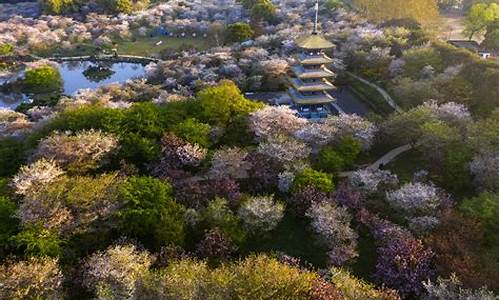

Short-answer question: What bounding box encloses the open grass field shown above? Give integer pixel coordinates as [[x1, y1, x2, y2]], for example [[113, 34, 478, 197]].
[[115, 36, 215, 57]]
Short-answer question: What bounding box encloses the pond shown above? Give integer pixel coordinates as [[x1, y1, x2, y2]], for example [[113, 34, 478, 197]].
[[0, 60, 147, 109], [59, 61, 147, 95]]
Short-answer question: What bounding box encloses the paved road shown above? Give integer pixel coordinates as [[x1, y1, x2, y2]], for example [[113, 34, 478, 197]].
[[345, 71, 401, 113]]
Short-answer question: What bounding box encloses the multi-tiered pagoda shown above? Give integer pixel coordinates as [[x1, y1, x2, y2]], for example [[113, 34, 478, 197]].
[[288, 0, 335, 119]]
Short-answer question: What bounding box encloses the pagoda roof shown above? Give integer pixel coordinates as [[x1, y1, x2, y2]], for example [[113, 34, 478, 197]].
[[291, 65, 335, 79], [288, 88, 334, 105], [295, 33, 335, 50], [289, 77, 336, 92], [296, 53, 334, 65]]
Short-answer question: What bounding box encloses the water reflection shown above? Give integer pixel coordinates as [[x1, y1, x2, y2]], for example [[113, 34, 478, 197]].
[[59, 61, 146, 95]]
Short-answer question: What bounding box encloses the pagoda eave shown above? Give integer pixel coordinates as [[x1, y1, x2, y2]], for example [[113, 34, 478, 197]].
[[291, 66, 335, 79], [288, 88, 335, 105], [289, 78, 336, 92], [296, 53, 334, 65]]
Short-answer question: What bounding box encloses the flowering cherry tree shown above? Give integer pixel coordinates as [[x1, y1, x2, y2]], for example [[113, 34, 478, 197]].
[[386, 182, 442, 217], [11, 159, 64, 196], [349, 169, 399, 194], [249, 106, 306, 141], [258, 135, 311, 167], [375, 237, 434, 297], [34, 129, 119, 173], [210, 147, 251, 179], [306, 201, 358, 266], [83, 244, 152, 300], [0, 257, 63, 300], [324, 114, 377, 149], [469, 152, 498, 192], [238, 195, 285, 233]]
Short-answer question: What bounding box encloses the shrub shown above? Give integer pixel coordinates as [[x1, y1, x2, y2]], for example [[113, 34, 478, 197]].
[[99, 0, 149, 14], [425, 211, 497, 290], [288, 186, 331, 216], [11, 225, 65, 258], [330, 267, 400, 300], [171, 118, 212, 148], [198, 198, 246, 245], [0, 196, 17, 251], [23, 65, 62, 94], [292, 168, 334, 194], [0, 138, 25, 177], [0, 43, 14, 55], [238, 195, 284, 233], [195, 228, 237, 262], [116, 177, 186, 249], [0, 257, 63, 300], [225, 22, 254, 43], [40, 0, 75, 14], [459, 192, 498, 246], [196, 80, 263, 126]]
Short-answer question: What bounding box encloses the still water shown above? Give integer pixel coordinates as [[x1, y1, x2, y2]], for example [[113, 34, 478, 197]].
[[0, 61, 147, 108]]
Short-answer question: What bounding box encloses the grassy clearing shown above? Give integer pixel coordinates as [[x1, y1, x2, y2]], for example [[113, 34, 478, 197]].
[[245, 212, 328, 267], [115, 36, 215, 57], [34, 36, 214, 58]]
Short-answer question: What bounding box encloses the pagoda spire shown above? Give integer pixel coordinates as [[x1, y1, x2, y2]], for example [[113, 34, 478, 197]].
[[313, 0, 319, 34]]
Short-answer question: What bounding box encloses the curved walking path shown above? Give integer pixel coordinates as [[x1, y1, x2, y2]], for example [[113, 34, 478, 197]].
[[177, 143, 414, 183], [345, 71, 401, 113], [339, 143, 412, 177]]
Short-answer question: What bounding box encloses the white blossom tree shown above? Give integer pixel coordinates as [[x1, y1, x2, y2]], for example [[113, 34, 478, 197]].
[[0, 257, 63, 300], [349, 169, 398, 194], [83, 244, 152, 300], [34, 129, 119, 173], [238, 195, 285, 233], [470, 152, 499, 192], [11, 159, 65, 196], [386, 182, 442, 217], [209, 147, 251, 179], [257, 135, 311, 167], [324, 114, 376, 149], [306, 201, 358, 266], [249, 106, 307, 141]]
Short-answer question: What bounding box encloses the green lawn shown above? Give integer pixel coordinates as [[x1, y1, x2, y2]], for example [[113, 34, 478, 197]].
[[115, 36, 215, 57], [34, 36, 215, 58], [244, 212, 328, 268]]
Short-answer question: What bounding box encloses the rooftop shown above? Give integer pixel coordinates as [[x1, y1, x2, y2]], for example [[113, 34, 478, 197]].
[[288, 88, 334, 105], [295, 33, 335, 50], [289, 77, 335, 92], [291, 65, 335, 79], [296, 53, 334, 65]]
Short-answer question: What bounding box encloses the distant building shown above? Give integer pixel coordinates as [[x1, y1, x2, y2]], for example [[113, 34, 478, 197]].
[[447, 40, 492, 59], [287, 0, 336, 119]]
